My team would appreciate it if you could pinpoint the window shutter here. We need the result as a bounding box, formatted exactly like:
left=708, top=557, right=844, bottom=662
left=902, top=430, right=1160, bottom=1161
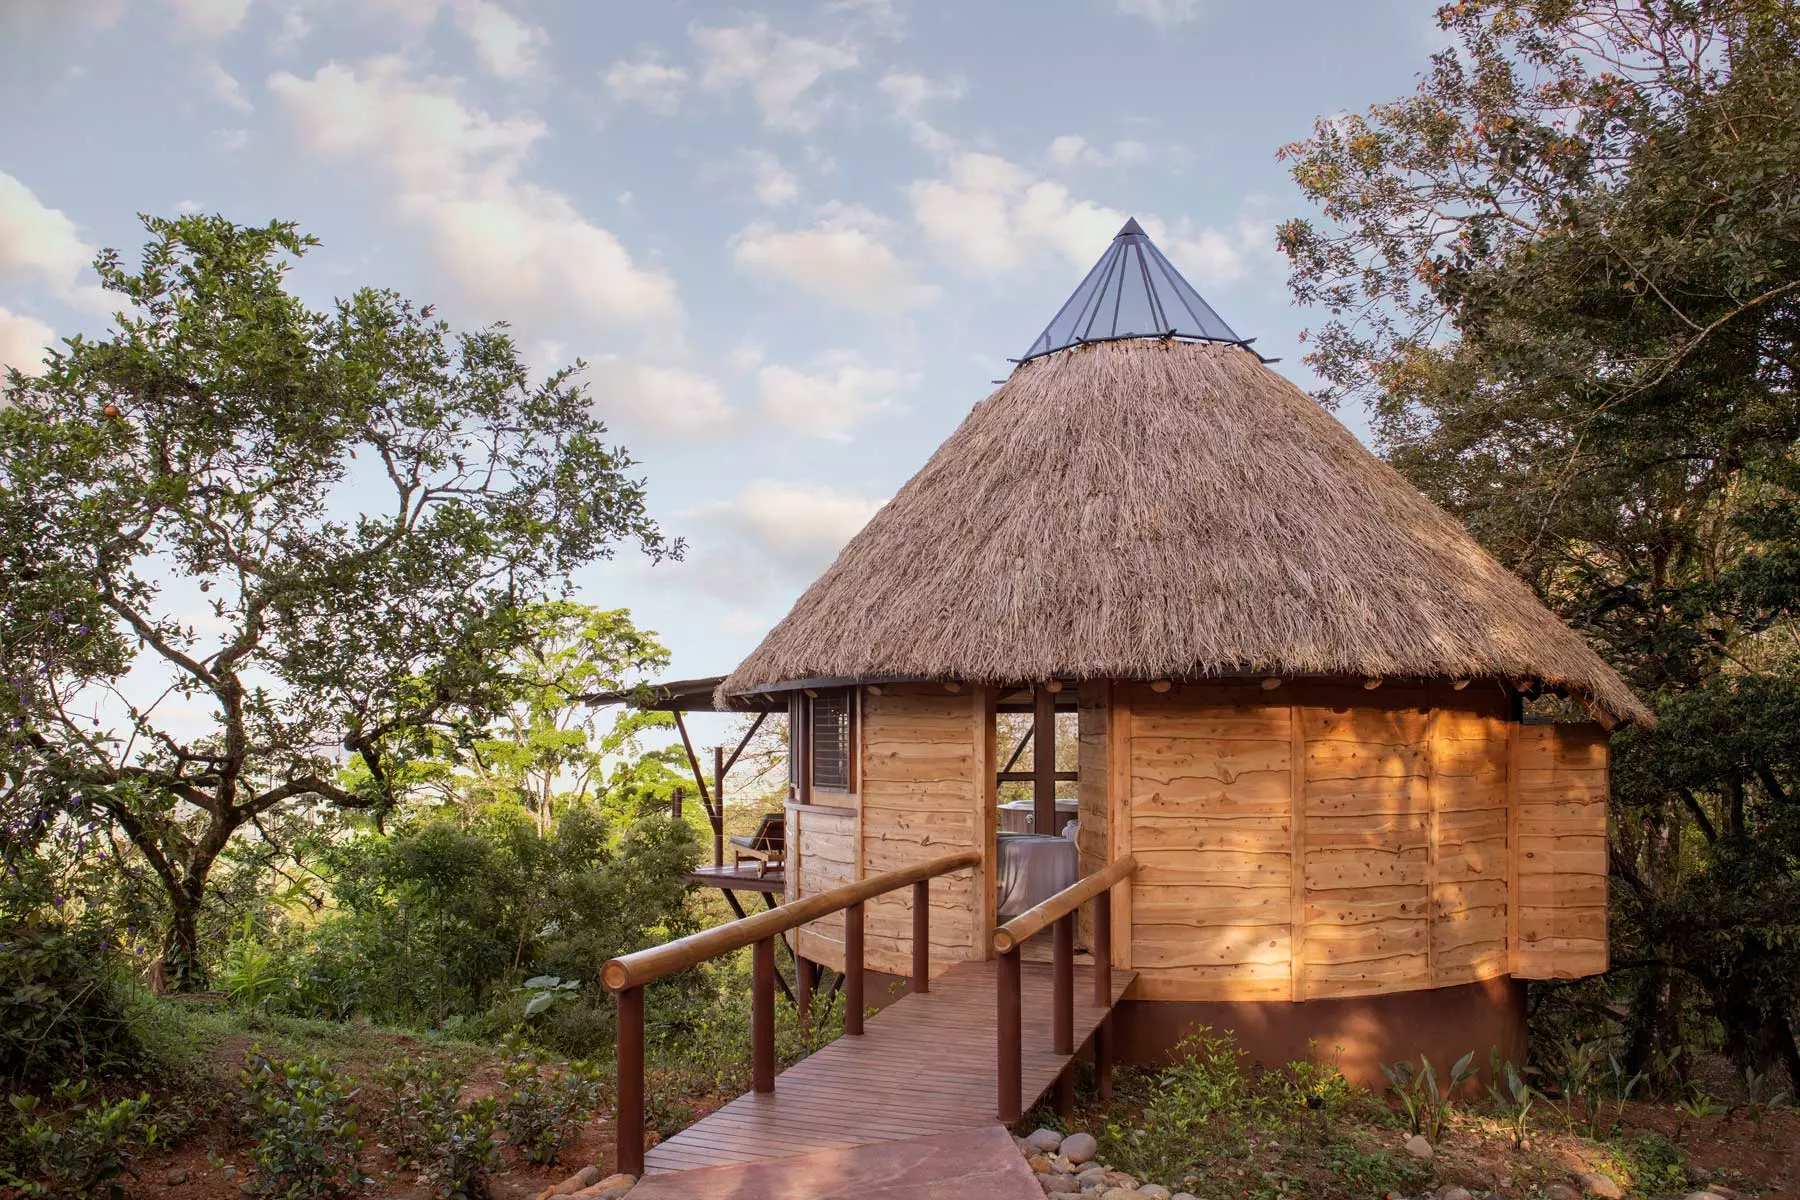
left=809, top=691, right=854, bottom=792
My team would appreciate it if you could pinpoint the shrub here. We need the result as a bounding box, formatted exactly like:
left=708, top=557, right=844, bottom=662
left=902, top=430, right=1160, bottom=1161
left=220, top=915, right=284, bottom=1016
left=0, top=918, right=145, bottom=1087
left=1326, top=1140, right=1431, bottom=1195
left=433, top=1098, right=499, bottom=1200
left=1098, top=1026, right=1260, bottom=1182
left=0, top=1081, right=158, bottom=1200
left=376, top=1060, right=461, bottom=1171
left=496, top=1042, right=605, bottom=1165
left=240, top=1047, right=365, bottom=1198
left=1380, top=1050, right=1475, bottom=1143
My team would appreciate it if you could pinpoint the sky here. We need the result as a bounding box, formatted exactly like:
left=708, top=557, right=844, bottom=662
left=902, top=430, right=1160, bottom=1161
left=0, top=0, right=1448, bottom=742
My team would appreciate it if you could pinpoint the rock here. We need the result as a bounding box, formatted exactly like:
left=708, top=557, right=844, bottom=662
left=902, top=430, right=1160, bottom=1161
left=568, top=1173, right=637, bottom=1199
left=1543, top=1184, right=1582, bottom=1200
left=538, top=1166, right=604, bottom=1199
left=1039, top=1174, right=1080, bottom=1195
left=1172, top=1194, right=1199, bottom=1200
left=1104, top=1173, right=1139, bottom=1190
left=1029, top=1155, right=1053, bottom=1173
left=1016, top=1137, right=1036, bottom=1154
left=1688, top=1194, right=1722, bottom=1200
left=1706, top=1189, right=1740, bottom=1200
left=1077, top=1168, right=1111, bottom=1188
left=1059, top=1132, right=1099, bottom=1163
left=1101, top=1190, right=1149, bottom=1200
left=1435, top=1188, right=1472, bottom=1200
left=1028, top=1128, right=1065, bottom=1152
left=1139, top=1187, right=1172, bottom=1200
left=1578, top=1174, right=1625, bottom=1199
left=166, top=1168, right=189, bottom=1186
left=1403, top=1134, right=1434, bottom=1160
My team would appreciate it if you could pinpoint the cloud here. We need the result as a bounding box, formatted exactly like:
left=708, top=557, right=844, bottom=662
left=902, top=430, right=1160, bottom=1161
left=203, top=61, right=253, bottom=111
left=1046, top=134, right=1149, bottom=170
left=732, top=205, right=938, bottom=315
left=0, top=309, right=55, bottom=376
left=1113, top=0, right=1204, bottom=26
left=585, top=358, right=732, bottom=436
left=268, top=56, right=680, bottom=334
left=603, top=57, right=687, bottom=115
left=687, top=479, right=888, bottom=593
left=878, top=70, right=963, bottom=153
left=167, top=0, right=252, bottom=37
left=0, top=172, right=109, bottom=314
left=756, top=351, right=913, bottom=439
left=748, top=152, right=799, bottom=207
left=0, top=0, right=124, bottom=35
left=693, top=18, right=858, bottom=131
left=452, top=0, right=545, bottom=80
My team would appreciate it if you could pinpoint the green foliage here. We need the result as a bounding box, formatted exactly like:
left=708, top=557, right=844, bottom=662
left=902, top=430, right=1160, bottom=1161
left=0, top=1081, right=157, bottom=1200
left=223, top=914, right=284, bottom=1017
left=1098, top=1027, right=1263, bottom=1182
left=0, top=214, right=675, bottom=987
left=1486, top=1050, right=1535, bottom=1148
left=375, top=1060, right=461, bottom=1171
left=495, top=1041, right=606, bottom=1166
left=1323, top=1140, right=1430, bottom=1196
left=432, top=1097, right=499, bottom=1200
left=1380, top=1050, right=1475, bottom=1143
left=1277, top=1048, right=1355, bottom=1116
left=1282, top=0, right=1800, bottom=1089
left=1606, top=1132, right=1690, bottom=1196
left=239, top=1047, right=366, bottom=1198
left=0, top=916, right=147, bottom=1088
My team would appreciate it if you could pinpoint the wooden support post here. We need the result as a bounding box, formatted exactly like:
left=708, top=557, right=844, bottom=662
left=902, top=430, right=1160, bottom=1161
left=712, top=744, right=727, bottom=871
left=752, top=937, right=775, bottom=1093
left=1033, top=685, right=1057, bottom=836
left=911, top=879, right=931, bottom=994
left=795, top=953, right=812, bottom=1033
left=616, top=986, right=644, bottom=1177
left=845, top=901, right=865, bottom=1035
left=1094, top=888, right=1112, bottom=1005
left=669, top=785, right=683, bottom=821
left=1096, top=1014, right=1114, bottom=1103
left=1055, top=1067, right=1075, bottom=1119
left=998, top=946, right=1022, bottom=1123
left=1053, top=911, right=1074, bottom=1055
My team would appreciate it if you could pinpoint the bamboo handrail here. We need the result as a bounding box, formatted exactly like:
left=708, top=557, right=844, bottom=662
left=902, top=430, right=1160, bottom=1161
left=992, top=854, right=1137, bottom=953
left=603, top=849, right=982, bottom=991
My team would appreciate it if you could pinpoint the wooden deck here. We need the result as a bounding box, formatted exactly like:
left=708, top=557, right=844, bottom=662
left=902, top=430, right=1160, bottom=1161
left=644, top=958, right=1135, bottom=1175
left=686, top=863, right=786, bottom=895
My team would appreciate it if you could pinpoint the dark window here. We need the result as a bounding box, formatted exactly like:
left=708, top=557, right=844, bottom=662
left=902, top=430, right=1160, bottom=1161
left=809, top=691, right=854, bottom=793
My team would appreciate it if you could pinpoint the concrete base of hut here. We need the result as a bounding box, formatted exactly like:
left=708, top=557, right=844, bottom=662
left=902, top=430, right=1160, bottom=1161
left=1112, top=976, right=1527, bottom=1088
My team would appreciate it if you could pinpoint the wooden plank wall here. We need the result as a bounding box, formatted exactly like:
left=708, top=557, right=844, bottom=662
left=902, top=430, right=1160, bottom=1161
left=859, top=684, right=985, bottom=976
left=1118, top=680, right=1594, bottom=1002
left=1513, top=723, right=1610, bottom=979
left=1126, top=683, right=1295, bottom=1002
left=789, top=804, right=855, bottom=972
left=1075, top=682, right=1110, bottom=951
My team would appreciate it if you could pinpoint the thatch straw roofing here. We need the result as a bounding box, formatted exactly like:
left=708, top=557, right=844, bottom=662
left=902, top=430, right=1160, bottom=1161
left=720, top=339, right=1652, bottom=727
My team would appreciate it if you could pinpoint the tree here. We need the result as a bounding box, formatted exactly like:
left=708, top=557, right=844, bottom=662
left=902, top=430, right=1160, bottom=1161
left=0, top=215, right=676, bottom=987
left=1280, top=0, right=1800, bottom=1084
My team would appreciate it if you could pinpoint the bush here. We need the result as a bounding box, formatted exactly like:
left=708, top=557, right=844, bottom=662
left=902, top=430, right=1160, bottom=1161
left=496, top=1042, right=605, bottom=1165
left=433, top=1098, right=499, bottom=1200
left=375, top=1060, right=461, bottom=1171
left=240, top=1047, right=366, bottom=1198
left=1099, top=1026, right=1260, bottom=1182
left=0, top=1080, right=158, bottom=1199
left=0, top=917, right=147, bottom=1087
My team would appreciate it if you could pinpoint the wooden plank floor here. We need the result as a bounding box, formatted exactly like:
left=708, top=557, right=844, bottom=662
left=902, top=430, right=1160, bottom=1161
left=644, top=959, right=1135, bottom=1175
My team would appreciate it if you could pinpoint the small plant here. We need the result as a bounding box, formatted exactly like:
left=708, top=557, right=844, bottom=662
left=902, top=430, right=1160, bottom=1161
left=1280, top=1045, right=1354, bottom=1115
left=376, top=1060, right=461, bottom=1171
left=1380, top=1049, right=1475, bottom=1143
left=517, top=975, right=583, bottom=1020
left=1676, top=1083, right=1720, bottom=1121
left=0, top=1081, right=158, bottom=1200
left=496, top=1043, right=606, bottom=1166
left=221, top=914, right=284, bottom=1017
left=240, top=1047, right=366, bottom=1198
left=1326, top=1140, right=1431, bottom=1195
left=1486, top=1049, right=1534, bottom=1148
left=432, top=1098, right=500, bottom=1200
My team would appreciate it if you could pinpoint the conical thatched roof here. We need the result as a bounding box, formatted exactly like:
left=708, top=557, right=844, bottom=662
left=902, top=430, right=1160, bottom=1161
left=720, top=337, right=1650, bottom=727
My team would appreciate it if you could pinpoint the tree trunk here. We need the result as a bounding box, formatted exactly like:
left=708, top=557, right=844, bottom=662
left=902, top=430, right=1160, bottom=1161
left=156, top=845, right=226, bottom=992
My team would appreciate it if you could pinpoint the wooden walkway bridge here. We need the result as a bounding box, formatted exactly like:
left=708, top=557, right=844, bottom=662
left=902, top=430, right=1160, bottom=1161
left=604, top=851, right=1139, bottom=1194
left=644, top=958, right=1133, bottom=1174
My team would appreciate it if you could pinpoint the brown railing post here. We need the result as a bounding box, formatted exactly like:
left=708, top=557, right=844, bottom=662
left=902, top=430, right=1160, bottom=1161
left=795, top=953, right=813, bottom=1032
left=753, top=937, right=776, bottom=1093
left=911, top=879, right=930, bottom=994
left=711, top=745, right=726, bottom=869
left=1094, top=887, right=1114, bottom=1102
left=616, top=986, right=644, bottom=1177
left=997, top=946, right=1022, bottom=1123
left=1053, top=912, right=1074, bottom=1054
left=845, top=901, right=865, bottom=1035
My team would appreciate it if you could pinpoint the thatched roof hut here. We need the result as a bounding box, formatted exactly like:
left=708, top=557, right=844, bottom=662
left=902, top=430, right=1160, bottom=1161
left=721, top=224, right=1649, bottom=728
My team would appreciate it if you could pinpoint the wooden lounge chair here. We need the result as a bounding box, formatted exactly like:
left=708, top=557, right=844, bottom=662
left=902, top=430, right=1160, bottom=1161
left=730, top=812, right=786, bottom=876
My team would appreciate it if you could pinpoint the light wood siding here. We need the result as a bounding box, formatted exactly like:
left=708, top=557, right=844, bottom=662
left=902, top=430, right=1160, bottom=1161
left=1127, top=683, right=1295, bottom=1001
left=790, top=804, right=855, bottom=971
left=859, top=685, right=985, bottom=977
left=1428, top=683, right=1512, bottom=986
left=1513, top=723, right=1609, bottom=979
left=1076, top=682, right=1110, bottom=950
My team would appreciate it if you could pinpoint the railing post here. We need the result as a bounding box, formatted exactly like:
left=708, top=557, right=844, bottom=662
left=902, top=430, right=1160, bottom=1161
left=753, top=936, right=776, bottom=1093
left=911, top=879, right=931, bottom=994
left=997, top=946, right=1022, bottom=1123
left=1053, top=911, right=1074, bottom=1054
left=845, top=901, right=865, bottom=1035
left=1094, top=887, right=1114, bottom=1103
left=616, top=986, right=644, bottom=1177
left=795, top=953, right=813, bottom=1033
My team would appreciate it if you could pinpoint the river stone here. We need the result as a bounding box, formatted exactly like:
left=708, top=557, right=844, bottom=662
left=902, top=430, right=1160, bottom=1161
left=1059, top=1132, right=1099, bottom=1163
left=1173, top=1194, right=1200, bottom=1200
left=1403, top=1134, right=1433, bottom=1159
left=1544, top=1183, right=1582, bottom=1200
left=1039, top=1173, right=1080, bottom=1195
left=166, top=1168, right=189, bottom=1186
left=1029, top=1155, right=1053, bottom=1174
left=1436, top=1187, right=1473, bottom=1200
left=569, top=1173, right=637, bottom=1199
left=1707, top=1188, right=1740, bottom=1200
left=1016, top=1136, right=1036, bottom=1154
left=1139, top=1186, right=1173, bottom=1200
left=1578, top=1173, right=1625, bottom=1199
left=1077, top=1168, right=1111, bottom=1187
left=1028, top=1128, right=1066, bottom=1152
left=1101, top=1190, right=1149, bottom=1200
